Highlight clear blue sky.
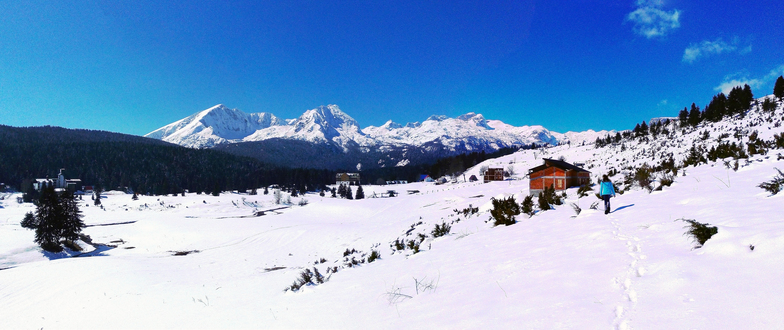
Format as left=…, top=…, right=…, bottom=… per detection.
left=2, top=0, right=783, bottom=135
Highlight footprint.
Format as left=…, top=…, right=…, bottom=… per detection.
left=636, top=267, right=646, bottom=277
left=628, top=289, right=638, bottom=303
left=615, top=305, right=624, bottom=318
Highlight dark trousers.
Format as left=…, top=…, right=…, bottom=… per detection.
left=602, top=195, right=611, bottom=213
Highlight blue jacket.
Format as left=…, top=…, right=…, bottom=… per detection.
left=600, top=181, right=615, bottom=196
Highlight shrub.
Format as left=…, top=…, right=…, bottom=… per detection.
left=577, top=184, right=592, bottom=198
left=538, top=193, right=551, bottom=211
left=298, top=198, right=309, bottom=206
left=368, top=250, right=381, bottom=263
left=657, top=173, right=675, bottom=190
left=406, top=239, right=421, bottom=254
left=758, top=168, right=784, bottom=195
left=431, top=222, right=452, bottom=238
left=570, top=202, right=581, bottom=216
left=21, top=212, right=37, bottom=229
left=634, top=165, right=653, bottom=192
left=392, top=238, right=405, bottom=251
left=490, top=196, right=520, bottom=226
left=521, top=195, right=535, bottom=217
left=680, top=219, right=718, bottom=248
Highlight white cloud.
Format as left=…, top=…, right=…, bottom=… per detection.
left=714, top=65, right=784, bottom=95
left=714, top=79, right=762, bottom=94
left=626, top=0, right=681, bottom=39
left=765, top=65, right=784, bottom=80
left=682, top=39, right=738, bottom=63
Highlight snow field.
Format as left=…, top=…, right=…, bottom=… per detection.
left=2, top=100, right=784, bottom=328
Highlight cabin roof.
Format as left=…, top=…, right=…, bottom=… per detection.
left=528, top=158, right=590, bottom=174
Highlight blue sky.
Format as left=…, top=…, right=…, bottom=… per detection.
left=1, top=0, right=783, bottom=136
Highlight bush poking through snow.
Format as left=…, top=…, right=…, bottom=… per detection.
left=392, top=238, right=405, bottom=251
left=490, top=196, right=520, bottom=226
left=577, top=184, right=592, bottom=198
left=589, top=201, right=599, bottom=210
left=368, top=250, right=381, bottom=263
left=521, top=195, right=535, bottom=217
left=570, top=203, right=581, bottom=216
left=635, top=165, right=654, bottom=192
left=758, top=168, right=784, bottom=195
left=431, top=222, right=451, bottom=238
left=680, top=219, right=718, bottom=248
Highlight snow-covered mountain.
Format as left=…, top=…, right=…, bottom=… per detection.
left=145, top=105, right=609, bottom=152
left=145, top=104, right=283, bottom=148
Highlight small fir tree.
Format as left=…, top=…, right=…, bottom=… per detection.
left=490, top=196, right=520, bottom=226
left=355, top=185, right=364, bottom=200
left=774, top=76, right=784, bottom=99
left=93, top=187, right=102, bottom=206
left=21, top=211, right=37, bottom=229
left=345, top=185, right=353, bottom=200
left=521, top=195, right=535, bottom=218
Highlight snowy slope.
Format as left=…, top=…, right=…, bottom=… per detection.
left=3, top=96, right=784, bottom=329
left=146, top=105, right=609, bottom=153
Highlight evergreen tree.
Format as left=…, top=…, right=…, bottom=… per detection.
left=678, top=107, right=689, bottom=126
left=639, top=121, right=649, bottom=136
left=249, top=188, right=257, bottom=195
left=264, top=186, right=269, bottom=195
left=21, top=211, right=37, bottom=229
left=319, top=189, right=325, bottom=197
left=132, top=192, right=139, bottom=200
left=521, top=195, right=535, bottom=218
left=688, top=103, right=701, bottom=126
left=355, top=185, right=364, bottom=200
left=34, top=187, right=64, bottom=252
left=338, top=184, right=346, bottom=198
left=291, top=189, right=298, bottom=197
left=93, top=187, right=102, bottom=206
left=741, top=84, right=754, bottom=110
left=774, top=76, right=784, bottom=99
left=345, top=185, right=353, bottom=200
left=58, top=191, right=84, bottom=242
left=331, top=187, right=337, bottom=198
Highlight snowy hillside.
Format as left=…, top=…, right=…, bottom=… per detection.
left=146, top=105, right=609, bottom=152
left=2, top=96, right=784, bottom=328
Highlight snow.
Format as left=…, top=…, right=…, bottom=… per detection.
left=3, top=99, right=784, bottom=328
left=145, top=104, right=608, bottom=152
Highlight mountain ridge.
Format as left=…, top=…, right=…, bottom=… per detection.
left=145, top=105, right=612, bottom=153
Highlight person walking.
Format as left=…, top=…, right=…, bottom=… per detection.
left=599, top=175, right=616, bottom=214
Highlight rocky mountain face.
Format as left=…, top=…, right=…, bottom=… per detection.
left=146, top=104, right=610, bottom=169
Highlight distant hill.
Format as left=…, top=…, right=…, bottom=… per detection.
left=0, top=125, right=266, bottom=194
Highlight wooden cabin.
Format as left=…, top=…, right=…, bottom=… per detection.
left=483, top=168, right=505, bottom=183
left=528, top=158, right=590, bottom=196
left=336, top=173, right=361, bottom=185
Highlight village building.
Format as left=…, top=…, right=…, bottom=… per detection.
left=335, top=173, right=361, bottom=185
left=483, top=168, right=505, bottom=183
left=33, top=169, right=82, bottom=192
left=528, top=158, right=590, bottom=196
left=419, top=175, right=434, bottom=183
